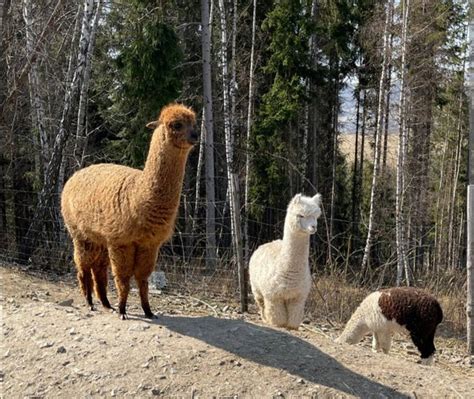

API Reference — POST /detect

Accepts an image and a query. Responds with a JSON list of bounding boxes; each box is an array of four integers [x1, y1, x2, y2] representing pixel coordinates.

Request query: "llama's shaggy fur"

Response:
[[336, 287, 443, 365], [249, 193, 322, 330], [61, 104, 197, 319]]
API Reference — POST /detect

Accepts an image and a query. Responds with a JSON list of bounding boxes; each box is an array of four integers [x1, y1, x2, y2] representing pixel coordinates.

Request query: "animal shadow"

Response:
[[150, 315, 410, 398]]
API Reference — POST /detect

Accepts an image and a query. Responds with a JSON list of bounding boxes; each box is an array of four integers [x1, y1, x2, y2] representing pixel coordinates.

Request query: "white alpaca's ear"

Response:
[[312, 193, 322, 206], [291, 193, 302, 205], [146, 120, 159, 130]]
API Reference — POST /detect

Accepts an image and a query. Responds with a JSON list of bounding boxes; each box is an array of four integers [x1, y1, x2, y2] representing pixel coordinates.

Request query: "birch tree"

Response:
[[244, 0, 257, 263], [22, 0, 50, 179], [466, 8, 474, 357], [361, 0, 393, 274], [201, 0, 216, 271], [395, 0, 410, 286], [21, 0, 99, 261], [73, 0, 102, 168]]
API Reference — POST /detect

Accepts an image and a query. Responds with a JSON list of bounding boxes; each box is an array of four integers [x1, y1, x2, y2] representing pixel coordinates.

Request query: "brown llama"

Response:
[[61, 104, 197, 319]]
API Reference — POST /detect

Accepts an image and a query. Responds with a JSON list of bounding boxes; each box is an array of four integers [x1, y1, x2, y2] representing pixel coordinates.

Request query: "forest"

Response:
[[0, 0, 470, 325]]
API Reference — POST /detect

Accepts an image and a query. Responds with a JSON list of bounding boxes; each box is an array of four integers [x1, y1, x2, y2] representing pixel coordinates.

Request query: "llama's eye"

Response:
[[173, 122, 183, 130], [297, 214, 304, 218]]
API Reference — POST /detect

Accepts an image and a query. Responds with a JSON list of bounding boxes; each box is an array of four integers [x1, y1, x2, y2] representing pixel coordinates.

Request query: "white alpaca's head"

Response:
[[285, 193, 322, 235]]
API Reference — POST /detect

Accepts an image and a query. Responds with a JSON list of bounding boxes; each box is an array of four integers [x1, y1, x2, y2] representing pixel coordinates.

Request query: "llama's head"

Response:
[[146, 103, 198, 149], [286, 193, 322, 235]]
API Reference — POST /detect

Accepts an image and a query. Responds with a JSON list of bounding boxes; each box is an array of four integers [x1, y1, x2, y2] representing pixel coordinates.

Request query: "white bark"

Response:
[[361, 0, 393, 273], [74, 0, 102, 168], [466, 14, 474, 357], [244, 0, 257, 263], [22, 0, 50, 177], [22, 0, 98, 259], [201, 0, 217, 271], [218, 0, 236, 238], [396, 0, 410, 286]]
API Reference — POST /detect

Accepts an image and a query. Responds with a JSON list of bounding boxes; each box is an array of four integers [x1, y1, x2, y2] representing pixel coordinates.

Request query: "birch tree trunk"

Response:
[[395, 0, 410, 286], [201, 0, 217, 272], [218, 0, 236, 240], [244, 0, 257, 264], [20, 0, 96, 262], [22, 0, 50, 180], [361, 0, 393, 274], [466, 13, 474, 357], [73, 0, 102, 169]]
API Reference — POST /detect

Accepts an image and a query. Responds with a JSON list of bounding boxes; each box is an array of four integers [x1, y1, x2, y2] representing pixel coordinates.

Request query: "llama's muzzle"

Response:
[[188, 129, 199, 144]]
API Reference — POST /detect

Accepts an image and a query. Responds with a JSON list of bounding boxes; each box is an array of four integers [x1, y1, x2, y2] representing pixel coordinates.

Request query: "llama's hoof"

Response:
[[144, 311, 156, 319], [89, 305, 95, 311], [418, 356, 434, 366], [119, 313, 128, 320], [106, 306, 116, 313]]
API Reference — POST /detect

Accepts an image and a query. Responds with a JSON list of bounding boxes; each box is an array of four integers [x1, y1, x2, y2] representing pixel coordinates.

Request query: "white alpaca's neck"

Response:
[[281, 222, 310, 272]]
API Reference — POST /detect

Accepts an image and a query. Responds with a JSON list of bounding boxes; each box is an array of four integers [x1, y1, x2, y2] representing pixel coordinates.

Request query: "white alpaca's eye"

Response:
[[297, 214, 304, 218]]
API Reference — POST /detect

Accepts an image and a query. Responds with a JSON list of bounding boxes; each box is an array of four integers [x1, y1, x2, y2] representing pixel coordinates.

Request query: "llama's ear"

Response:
[[291, 193, 302, 205], [146, 120, 158, 130], [312, 193, 322, 206]]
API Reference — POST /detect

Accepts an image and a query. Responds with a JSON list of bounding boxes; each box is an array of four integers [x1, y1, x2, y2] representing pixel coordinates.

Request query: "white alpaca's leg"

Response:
[[372, 333, 381, 353], [286, 298, 305, 330], [264, 299, 287, 328], [377, 331, 392, 354], [254, 291, 266, 322]]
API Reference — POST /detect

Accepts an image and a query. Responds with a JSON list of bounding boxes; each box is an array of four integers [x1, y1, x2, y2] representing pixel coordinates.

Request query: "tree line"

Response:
[[0, 0, 469, 290]]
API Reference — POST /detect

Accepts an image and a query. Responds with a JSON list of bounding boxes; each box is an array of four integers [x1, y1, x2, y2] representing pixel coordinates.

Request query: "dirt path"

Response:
[[1, 266, 473, 398]]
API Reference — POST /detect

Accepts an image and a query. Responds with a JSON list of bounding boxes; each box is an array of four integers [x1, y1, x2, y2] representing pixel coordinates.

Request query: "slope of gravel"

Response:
[[1, 266, 473, 398]]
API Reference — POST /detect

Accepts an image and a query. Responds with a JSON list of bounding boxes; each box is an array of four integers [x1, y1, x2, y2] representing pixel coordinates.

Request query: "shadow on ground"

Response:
[[149, 315, 410, 398]]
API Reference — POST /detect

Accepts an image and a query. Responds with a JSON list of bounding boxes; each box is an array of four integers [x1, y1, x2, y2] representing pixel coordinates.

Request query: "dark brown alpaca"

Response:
[[61, 104, 197, 319]]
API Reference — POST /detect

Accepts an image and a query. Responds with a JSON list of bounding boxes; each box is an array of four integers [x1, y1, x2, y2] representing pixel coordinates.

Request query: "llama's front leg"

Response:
[[134, 245, 159, 319], [372, 332, 384, 352], [109, 244, 135, 320], [253, 291, 266, 322], [411, 330, 436, 364], [286, 298, 306, 330], [377, 331, 392, 354], [264, 298, 287, 328]]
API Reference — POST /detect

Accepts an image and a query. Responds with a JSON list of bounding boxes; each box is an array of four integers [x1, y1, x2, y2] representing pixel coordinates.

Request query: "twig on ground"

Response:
[[301, 324, 334, 341], [176, 294, 219, 317]]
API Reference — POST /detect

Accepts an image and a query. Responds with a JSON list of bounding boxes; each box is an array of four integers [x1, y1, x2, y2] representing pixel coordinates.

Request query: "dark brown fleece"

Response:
[[378, 287, 443, 358]]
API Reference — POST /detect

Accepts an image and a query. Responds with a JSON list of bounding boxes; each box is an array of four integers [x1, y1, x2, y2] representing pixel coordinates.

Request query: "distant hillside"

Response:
[[339, 133, 399, 169]]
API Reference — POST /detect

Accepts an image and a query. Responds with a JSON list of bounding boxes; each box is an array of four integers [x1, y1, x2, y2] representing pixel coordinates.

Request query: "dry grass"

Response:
[[305, 273, 467, 339], [339, 133, 399, 169]]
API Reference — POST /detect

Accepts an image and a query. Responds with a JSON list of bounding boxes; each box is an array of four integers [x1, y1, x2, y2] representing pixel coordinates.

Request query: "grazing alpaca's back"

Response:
[[61, 104, 197, 319], [249, 193, 322, 330], [336, 287, 443, 365]]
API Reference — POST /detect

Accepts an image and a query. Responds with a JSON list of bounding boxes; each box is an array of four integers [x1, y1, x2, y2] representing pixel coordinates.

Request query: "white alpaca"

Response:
[[249, 193, 322, 330], [336, 288, 443, 365]]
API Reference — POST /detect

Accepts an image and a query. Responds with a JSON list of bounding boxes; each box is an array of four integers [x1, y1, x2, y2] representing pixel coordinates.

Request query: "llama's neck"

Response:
[[281, 223, 310, 270], [137, 126, 190, 216]]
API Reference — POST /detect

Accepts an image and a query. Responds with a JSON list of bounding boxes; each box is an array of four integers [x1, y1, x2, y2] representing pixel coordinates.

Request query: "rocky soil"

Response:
[[1, 266, 473, 398]]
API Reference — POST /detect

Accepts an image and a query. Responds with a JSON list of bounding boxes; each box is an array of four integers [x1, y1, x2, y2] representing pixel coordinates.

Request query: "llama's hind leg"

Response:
[[91, 249, 114, 311], [286, 298, 305, 330], [264, 299, 287, 328], [73, 239, 95, 310], [109, 244, 135, 320], [134, 245, 159, 319]]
